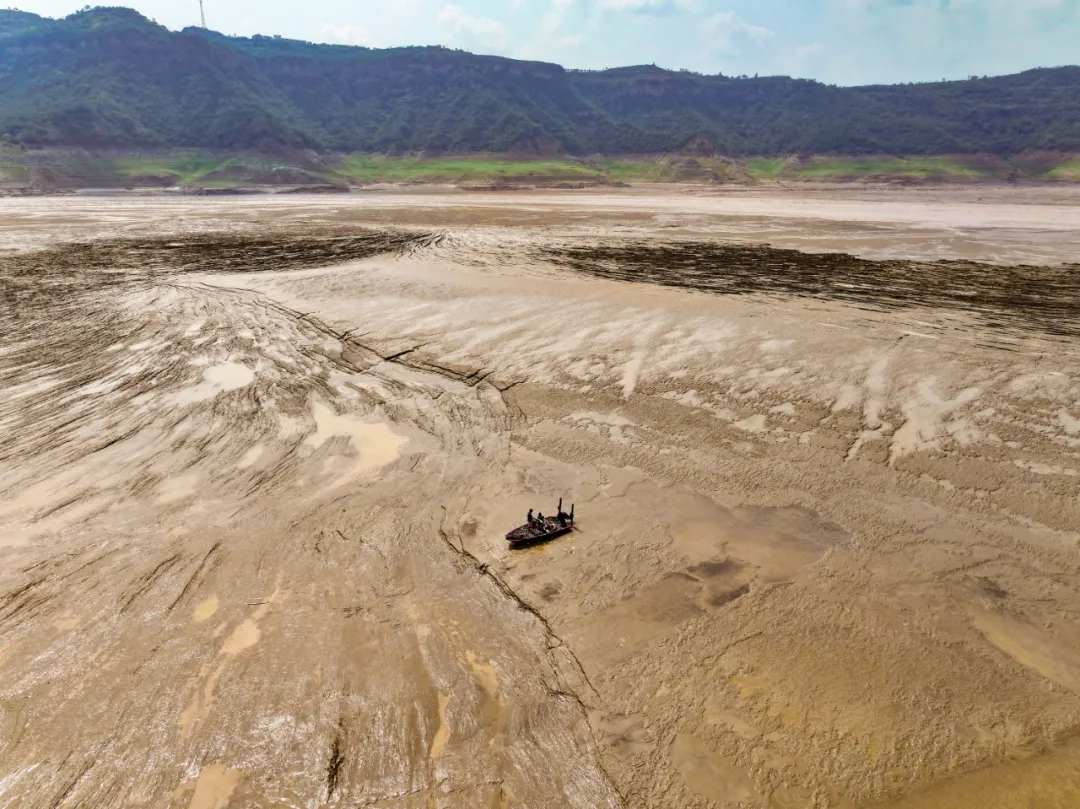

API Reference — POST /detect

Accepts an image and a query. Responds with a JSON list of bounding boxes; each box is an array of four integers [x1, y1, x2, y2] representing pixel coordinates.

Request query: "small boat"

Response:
[[506, 498, 575, 548]]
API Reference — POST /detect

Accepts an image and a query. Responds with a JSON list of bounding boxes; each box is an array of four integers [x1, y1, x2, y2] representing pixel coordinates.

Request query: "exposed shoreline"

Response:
[[1, 187, 1078, 808]]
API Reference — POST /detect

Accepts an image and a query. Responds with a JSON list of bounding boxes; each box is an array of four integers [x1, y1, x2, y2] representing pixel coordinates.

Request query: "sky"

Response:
[[13, 0, 1080, 85]]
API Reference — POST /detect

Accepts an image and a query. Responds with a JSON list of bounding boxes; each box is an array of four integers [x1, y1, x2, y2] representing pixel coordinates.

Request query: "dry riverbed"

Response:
[[1, 186, 1078, 808]]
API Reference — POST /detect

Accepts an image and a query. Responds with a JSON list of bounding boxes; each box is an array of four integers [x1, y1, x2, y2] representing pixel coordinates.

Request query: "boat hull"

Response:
[[505, 523, 572, 548]]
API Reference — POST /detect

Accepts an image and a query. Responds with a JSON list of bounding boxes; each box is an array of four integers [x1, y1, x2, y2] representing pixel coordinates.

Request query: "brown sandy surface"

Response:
[[0, 186, 1078, 808]]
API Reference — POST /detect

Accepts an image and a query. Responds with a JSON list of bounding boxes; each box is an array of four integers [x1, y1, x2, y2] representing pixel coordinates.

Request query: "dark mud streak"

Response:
[[47, 758, 95, 809], [687, 558, 742, 579], [708, 583, 752, 607], [166, 542, 223, 615], [326, 731, 345, 801], [541, 241, 1080, 338], [0, 576, 57, 630], [76, 230, 439, 276], [118, 553, 183, 613], [433, 518, 626, 804], [0, 579, 43, 612]]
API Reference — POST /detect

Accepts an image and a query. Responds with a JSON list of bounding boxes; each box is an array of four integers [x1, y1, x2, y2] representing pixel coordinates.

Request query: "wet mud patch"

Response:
[[541, 240, 1080, 337], [669, 499, 851, 586], [670, 733, 760, 805], [184, 764, 244, 809], [2, 197, 1079, 809], [687, 557, 742, 579], [707, 582, 751, 607], [963, 598, 1080, 695], [591, 710, 654, 760]]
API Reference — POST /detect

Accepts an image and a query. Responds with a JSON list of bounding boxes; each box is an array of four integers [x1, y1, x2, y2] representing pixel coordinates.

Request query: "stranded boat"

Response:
[[506, 498, 575, 548]]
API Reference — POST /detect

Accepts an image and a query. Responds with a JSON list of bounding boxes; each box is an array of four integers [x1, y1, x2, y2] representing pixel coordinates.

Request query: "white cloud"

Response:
[[600, 0, 702, 10], [794, 42, 825, 60], [816, 0, 1080, 84], [703, 11, 774, 53], [511, 0, 592, 61], [438, 4, 510, 49], [319, 23, 379, 47], [835, 0, 1057, 10], [835, 0, 1070, 17]]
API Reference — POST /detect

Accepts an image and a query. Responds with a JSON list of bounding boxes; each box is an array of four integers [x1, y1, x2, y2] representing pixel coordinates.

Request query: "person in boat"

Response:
[[536, 512, 545, 527], [527, 508, 534, 526]]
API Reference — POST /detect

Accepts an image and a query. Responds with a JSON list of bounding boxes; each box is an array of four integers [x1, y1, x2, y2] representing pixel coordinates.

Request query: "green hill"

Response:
[[1, 7, 1079, 158]]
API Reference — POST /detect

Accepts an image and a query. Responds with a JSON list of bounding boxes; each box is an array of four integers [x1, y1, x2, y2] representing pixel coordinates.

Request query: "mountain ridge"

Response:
[[1, 7, 1079, 156]]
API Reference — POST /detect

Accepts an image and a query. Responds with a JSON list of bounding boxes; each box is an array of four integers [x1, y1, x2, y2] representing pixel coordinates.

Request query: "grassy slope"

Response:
[[745, 158, 787, 180], [335, 155, 604, 183], [743, 155, 1015, 181], [1047, 157, 1080, 179], [3, 148, 1080, 188], [110, 154, 225, 182], [789, 157, 979, 178]]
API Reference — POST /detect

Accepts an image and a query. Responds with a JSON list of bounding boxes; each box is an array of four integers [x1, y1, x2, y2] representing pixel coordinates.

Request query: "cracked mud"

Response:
[[1, 188, 1079, 809]]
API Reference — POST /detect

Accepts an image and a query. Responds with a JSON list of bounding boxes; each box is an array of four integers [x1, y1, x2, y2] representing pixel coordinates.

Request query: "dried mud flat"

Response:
[[1, 188, 1079, 809]]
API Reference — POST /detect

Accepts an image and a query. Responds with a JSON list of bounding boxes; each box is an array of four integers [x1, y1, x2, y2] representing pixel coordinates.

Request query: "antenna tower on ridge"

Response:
[[199, 0, 207, 28]]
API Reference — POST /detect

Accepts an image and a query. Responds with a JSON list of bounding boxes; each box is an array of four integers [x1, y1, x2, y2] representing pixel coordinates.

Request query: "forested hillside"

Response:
[[1, 6, 1079, 155]]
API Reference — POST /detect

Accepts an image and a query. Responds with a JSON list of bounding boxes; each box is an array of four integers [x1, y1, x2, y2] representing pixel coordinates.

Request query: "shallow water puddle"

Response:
[[670, 733, 760, 804], [465, 650, 506, 740], [305, 401, 405, 477], [192, 595, 219, 624], [180, 581, 281, 737], [429, 691, 452, 759], [157, 472, 200, 504], [235, 445, 264, 469], [169, 361, 254, 406], [186, 764, 244, 809], [965, 601, 1080, 693], [220, 619, 261, 655], [465, 650, 499, 695]]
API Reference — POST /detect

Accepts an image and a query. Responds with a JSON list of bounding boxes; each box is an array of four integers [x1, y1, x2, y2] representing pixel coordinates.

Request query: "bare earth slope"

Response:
[[0, 187, 1078, 808]]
